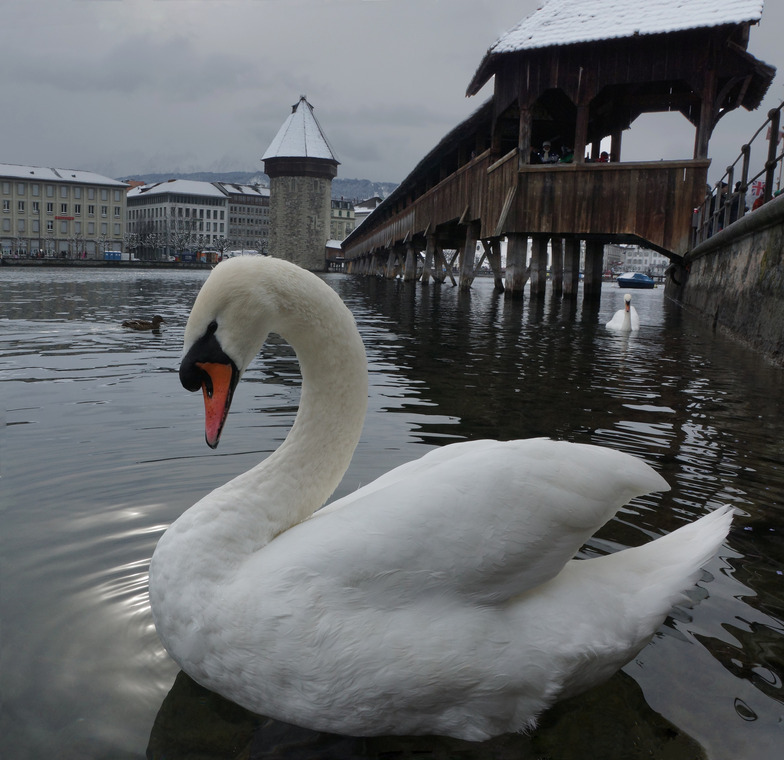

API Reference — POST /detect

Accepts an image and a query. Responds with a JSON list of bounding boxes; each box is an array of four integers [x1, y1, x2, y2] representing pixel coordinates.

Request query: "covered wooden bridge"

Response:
[[341, 0, 775, 296]]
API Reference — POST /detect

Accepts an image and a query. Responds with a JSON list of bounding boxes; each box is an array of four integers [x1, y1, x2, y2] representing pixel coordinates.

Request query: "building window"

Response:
[[33, 220, 40, 233], [2, 219, 10, 232], [32, 201, 39, 214], [75, 222, 81, 234], [88, 188, 95, 200], [18, 219, 25, 232], [101, 223, 107, 234], [88, 205, 95, 216], [60, 203, 68, 214], [74, 187, 82, 199], [101, 206, 108, 217], [88, 222, 95, 234], [74, 204, 81, 216], [60, 221, 68, 233], [32, 184, 40, 197], [17, 201, 25, 212], [100, 189, 108, 201], [60, 186, 68, 198], [2, 200, 8, 212], [113, 223, 120, 235], [47, 220, 54, 232], [17, 183, 26, 195], [1, 182, 10, 195], [46, 202, 53, 214], [46, 185, 54, 197]]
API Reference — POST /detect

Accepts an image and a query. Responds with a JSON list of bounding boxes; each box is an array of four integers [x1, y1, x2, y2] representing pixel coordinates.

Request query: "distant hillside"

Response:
[[118, 171, 397, 201]]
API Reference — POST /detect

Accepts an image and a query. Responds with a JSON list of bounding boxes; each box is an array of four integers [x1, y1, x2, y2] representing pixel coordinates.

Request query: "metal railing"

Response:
[[692, 101, 783, 246]]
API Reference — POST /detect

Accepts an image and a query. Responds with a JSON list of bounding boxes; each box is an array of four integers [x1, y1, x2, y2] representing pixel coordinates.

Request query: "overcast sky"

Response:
[[2, 0, 782, 185]]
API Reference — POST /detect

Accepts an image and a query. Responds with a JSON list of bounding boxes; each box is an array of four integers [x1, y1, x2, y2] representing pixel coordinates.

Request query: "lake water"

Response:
[[1, 267, 782, 759]]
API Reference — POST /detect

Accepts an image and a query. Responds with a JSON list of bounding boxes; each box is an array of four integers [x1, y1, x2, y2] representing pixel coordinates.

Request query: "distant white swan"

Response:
[[148, 256, 732, 740], [606, 293, 640, 331]]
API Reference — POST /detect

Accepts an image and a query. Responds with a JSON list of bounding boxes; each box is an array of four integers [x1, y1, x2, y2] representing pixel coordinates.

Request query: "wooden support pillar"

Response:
[[422, 234, 436, 285], [551, 238, 564, 294], [504, 233, 530, 297], [574, 103, 589, 164], [610, 127, 623, 162], [563, 239, 580, 296], [583, 240, 604, 298], [530, 236, 548, 296], [694, 67, 716, 159], [385, 246, 397, 279], [403, 242, 417, 282], [459, 221, 480, 291], [432, 242, 448, 284], [484, 238, 505, 291], [518, 101, 532, 168]]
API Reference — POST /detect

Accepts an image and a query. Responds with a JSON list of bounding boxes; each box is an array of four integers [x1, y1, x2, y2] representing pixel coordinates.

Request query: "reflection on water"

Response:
[[1, 268, 782, 760]]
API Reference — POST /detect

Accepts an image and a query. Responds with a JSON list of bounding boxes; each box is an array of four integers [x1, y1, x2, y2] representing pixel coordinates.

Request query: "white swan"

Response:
[[606, 293, 640, 331], [148, 256, 732, 741]]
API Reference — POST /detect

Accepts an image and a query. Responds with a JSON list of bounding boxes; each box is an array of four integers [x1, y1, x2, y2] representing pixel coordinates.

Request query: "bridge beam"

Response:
[[403, 242, 418, 282], [459, 221, 480, 291]]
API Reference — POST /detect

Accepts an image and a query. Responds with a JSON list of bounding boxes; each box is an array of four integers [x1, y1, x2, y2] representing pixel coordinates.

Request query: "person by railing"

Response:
[[692, 101, 783, 247]]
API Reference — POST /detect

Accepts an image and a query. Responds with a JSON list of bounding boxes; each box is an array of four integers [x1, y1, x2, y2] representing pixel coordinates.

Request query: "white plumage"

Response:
[[148, 256, 731, 740], [606, 292, 640, 331]]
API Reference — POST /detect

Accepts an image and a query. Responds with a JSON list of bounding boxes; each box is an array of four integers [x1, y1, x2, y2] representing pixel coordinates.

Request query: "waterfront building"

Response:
[[1, 162, 127, 258], [330, 198, 355, 241], [213, 182, 270, 254], [262, 96, 339, 271], [126, 179, 228, 260], [604, 243, 670, 278]]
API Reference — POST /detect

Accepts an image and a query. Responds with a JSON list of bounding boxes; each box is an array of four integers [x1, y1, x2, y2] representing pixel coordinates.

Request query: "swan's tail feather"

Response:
[[609, 504, 734, 634]]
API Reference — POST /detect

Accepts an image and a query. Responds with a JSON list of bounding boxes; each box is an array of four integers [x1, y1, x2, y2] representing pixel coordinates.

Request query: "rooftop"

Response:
[[1, 162, 128, 187], [262, 96, 339, 163]]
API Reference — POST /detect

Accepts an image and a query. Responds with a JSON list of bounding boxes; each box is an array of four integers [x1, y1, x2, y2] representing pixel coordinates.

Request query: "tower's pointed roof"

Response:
[[262, 96, 339, 163]]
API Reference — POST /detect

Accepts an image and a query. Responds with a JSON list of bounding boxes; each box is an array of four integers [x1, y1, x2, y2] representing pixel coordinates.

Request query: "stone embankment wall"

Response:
[[666, 194, 784, 366]]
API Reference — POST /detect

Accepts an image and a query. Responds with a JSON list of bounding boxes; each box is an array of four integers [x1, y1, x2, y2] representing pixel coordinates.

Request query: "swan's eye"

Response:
[[207, 320, 218, 335]]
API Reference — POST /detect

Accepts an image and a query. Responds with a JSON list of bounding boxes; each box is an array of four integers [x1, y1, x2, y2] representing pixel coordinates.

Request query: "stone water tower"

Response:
[[262, 96, 339, 271]]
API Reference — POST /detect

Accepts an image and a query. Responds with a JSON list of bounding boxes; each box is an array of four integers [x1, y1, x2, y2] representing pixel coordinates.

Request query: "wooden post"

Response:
[[459, 221, 479, 291], [551, 237, 564, 294], [385, 246, 398, 279], [694, 67, 716, 159], [574, 104, 589, 164], [485, 238, 505, 291], [403, 242, 417, 282], [422, 234, 436, 285], [583, 240, 604, 298], [530, 236, 548, 295], [505, 233, 530, 297], [610, 127, 623, 162], [518, 100, 532, 168], [433, 241, 448, 284], [563, 239, 580, 296]]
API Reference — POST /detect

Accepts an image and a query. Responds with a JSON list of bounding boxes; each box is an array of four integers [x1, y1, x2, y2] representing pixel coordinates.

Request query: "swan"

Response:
[[122, 315, 165, 330], [148, 256, 732, 741], [606, 293, 639, 331]]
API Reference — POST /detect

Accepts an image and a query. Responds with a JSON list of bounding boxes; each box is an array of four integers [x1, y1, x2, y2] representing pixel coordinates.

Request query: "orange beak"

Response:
[[195, 362, 235, 448]]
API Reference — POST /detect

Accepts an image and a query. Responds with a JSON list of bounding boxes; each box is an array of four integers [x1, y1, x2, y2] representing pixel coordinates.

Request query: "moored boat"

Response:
[[616, 272, 655, 289]]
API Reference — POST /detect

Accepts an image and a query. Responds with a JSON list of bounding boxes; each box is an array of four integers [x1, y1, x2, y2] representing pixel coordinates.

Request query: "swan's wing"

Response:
[[257, 439, 669, 604], [605, 310, 623, 329]]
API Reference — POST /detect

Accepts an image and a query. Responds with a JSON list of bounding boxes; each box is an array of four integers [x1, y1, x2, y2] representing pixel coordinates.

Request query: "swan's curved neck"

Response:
[[226, 284, 368, 543]]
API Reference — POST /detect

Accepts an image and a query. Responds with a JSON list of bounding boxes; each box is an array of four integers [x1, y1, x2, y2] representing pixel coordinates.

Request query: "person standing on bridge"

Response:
[[539, 141, 559, 163]]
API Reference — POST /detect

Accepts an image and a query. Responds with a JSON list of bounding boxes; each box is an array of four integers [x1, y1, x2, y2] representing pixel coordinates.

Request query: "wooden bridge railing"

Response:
[[342, 151, 710, 260]]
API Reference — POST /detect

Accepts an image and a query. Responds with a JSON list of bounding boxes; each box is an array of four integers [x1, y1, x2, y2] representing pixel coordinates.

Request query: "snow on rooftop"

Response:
[[489, 0, 765, 53], [127, 179, 227, 199], [0, 162, 127, 186], [262, 96, 339, 163]]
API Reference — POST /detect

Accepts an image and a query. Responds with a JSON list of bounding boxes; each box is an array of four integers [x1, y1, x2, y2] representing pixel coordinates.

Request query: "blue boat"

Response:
[[616, 272, 655, 289]]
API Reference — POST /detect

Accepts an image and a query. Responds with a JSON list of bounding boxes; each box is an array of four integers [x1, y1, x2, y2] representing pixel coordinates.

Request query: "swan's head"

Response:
[[179, 258, 282, 448], [624, 293, 632, 311]]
